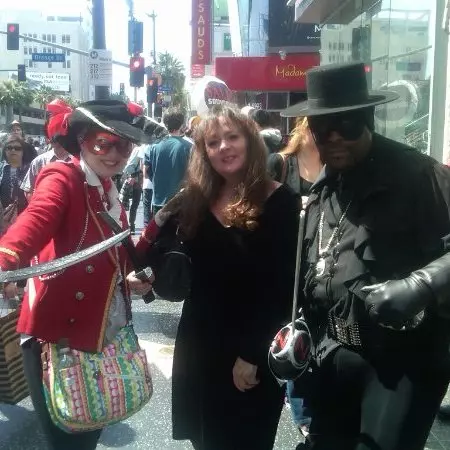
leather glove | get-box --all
[362,252,450,328]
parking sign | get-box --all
[88,49,112,87]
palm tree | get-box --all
[0,80,34,126]
[34,85,55,109]
[158,51,186,95]
[60,96,82,109]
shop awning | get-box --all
[293,0,381,25]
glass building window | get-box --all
[319,0,435,152]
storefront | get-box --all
[215,53,319,134]
[292,0,446,160]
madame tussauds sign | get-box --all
[192,0,212,65]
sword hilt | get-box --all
[134,267,156,304]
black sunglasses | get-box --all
[308,111,367,144]
[5,145,23,151]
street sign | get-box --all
[158,84,171,93]
[32,53,65,63]
[88,49,112,87]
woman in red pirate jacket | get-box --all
[0,100,152,450]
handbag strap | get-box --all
[290,210,306,334]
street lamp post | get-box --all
[92,0,109,100]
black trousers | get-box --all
[21,339,102,450]
[129,186,142,231]
[142,188,153,227]
[305,347,448,450]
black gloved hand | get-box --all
[362,277,431,328]
[362,252,450,328]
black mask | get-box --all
[308,110,367,144]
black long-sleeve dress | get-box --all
[171,184,299,450]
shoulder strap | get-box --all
[279,154,288,184]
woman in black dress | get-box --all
[268,117,322,209]
[135,106,299,449]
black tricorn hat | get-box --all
[55,100,151,153]
[281,62,399,117]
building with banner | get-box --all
[0,8,91,101]
[289,0,448,162]
[190,0,233,82]
[215,0,320,133]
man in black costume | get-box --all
[281,62,450,450]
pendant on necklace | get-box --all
[315,257,326,277]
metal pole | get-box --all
[152,11,157,66]
[0,31,128,67]
[92,0,109,100]
[134,87,138,102]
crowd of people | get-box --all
[1,61,450,450]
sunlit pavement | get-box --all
[0,203,449,449]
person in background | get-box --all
[0,135,35,224]
[268,117,322,209]
[268,116,322,442]
[132,106,299,450]
[9,120,24,139]
[249,109,283,154]
[21,99,72,200]
[147,108,191,215]
[120,144,143,233]
[184,115,201,144]
[137,117,168,228]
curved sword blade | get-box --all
[0,229,130,283]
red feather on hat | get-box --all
[127,102,144,117]
[46,99,73,138]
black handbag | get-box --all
[144,222,192,302]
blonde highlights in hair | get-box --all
[170,106,270,238]
[281,117,308,156]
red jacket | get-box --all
[0,161,133,352]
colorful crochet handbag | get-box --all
[41,325,153,433]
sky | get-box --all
[1,0,192,100]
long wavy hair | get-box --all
[168,106,270,239]
[280,117,308,156]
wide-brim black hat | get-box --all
[55,100,151,153]
[281,62,400,117]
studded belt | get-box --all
[327,313,363,348]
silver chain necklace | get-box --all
[315,200,352,278]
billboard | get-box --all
[215,54,320,91]
[192,0,212,65]
[26,72,70,92]
[268,0,321,51]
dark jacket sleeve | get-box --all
[237,188,300,366]
[414,160,450,262]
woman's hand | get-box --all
[232,357,260,392]
[126,270,154,296]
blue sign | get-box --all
[32,53,66,63]
[158,85,171,93]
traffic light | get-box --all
[128,20,143,55]
[17,64,26,82]
[7,23,19,50]
[119,82,125,97]
[130,56,145,87]
[146,78,158,104]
